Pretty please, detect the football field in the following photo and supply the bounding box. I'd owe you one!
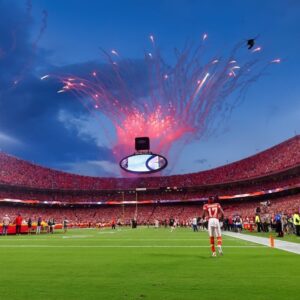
[0,227,299,300]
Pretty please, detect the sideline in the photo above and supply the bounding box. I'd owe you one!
[223,231,300,255]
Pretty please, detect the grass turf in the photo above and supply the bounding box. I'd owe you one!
[0,227,299,300]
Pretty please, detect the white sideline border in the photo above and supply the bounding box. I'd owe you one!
[223,231,300,255]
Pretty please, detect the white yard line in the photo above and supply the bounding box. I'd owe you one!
[62,235,94,238]
[0,245,265,248]
[223,232,300,255]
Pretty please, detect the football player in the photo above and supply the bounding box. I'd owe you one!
[202,196,224,256]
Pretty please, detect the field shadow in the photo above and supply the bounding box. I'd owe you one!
[149,253,211,260]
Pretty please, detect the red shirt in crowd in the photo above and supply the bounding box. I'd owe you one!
[15,216,22,225]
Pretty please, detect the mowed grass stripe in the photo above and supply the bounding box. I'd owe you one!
[0,229,259,247]
[0,238,258,246]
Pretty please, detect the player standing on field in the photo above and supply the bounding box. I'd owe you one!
[202,196,224,257]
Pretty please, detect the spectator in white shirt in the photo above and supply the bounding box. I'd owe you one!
[2,215,11,235]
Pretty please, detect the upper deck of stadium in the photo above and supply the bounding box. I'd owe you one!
[0,135,299,191]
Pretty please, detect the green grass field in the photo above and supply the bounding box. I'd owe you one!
[0,227,299,300]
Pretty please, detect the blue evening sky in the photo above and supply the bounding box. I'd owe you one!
[0,0,299,176]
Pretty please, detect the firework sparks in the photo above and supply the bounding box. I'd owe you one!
[46,36,280,166]
[149,34,155,43]
[40,74,49,80]
[252,46,262,53]
[271,58,281,63]
[111,49,119,56]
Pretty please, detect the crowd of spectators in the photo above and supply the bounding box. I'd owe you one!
[1,194,299,230]
[0,136,299,191]
[0,172,298,205]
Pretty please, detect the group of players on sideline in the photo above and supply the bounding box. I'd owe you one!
[1,214,69,235]
[1,196,299,256]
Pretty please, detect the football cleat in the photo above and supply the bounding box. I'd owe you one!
[212,252,217,257]
[218,246,223,255]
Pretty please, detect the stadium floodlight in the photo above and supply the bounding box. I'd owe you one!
[119,137,168,174]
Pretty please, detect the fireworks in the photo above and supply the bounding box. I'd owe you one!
[252,46,262,53]
[271,58,281,63]
[43,35,280,164]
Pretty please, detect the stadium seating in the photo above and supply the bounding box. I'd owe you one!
[0,136,299,231]
[0,135,299,190]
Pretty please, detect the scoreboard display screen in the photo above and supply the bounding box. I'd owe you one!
[120,153,168,174]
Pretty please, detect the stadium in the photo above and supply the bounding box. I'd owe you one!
[0,136,299,299]
[0,135,299,221]
[1,1,300,300]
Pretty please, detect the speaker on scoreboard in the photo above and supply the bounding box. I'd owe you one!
[135,137,150,151]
